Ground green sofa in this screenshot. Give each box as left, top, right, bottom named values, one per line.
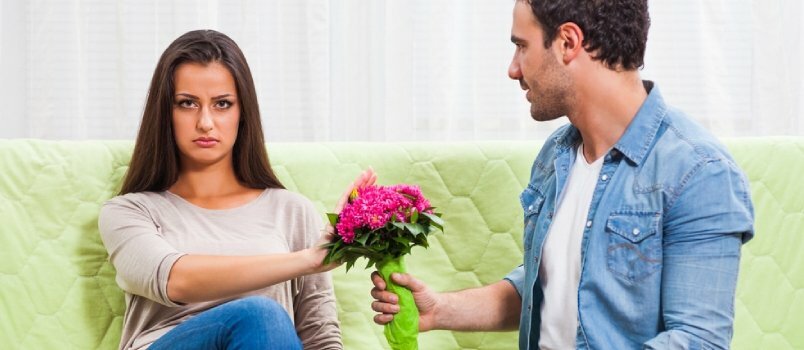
left=1, top=138, right=802, bottom=349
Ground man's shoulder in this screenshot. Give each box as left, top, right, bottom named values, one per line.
left=645, top=106, right=744, bottom=187
left=657, top=107, right=736, bottom=162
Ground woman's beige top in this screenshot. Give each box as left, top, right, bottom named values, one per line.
left=99, top=189, right=341, bottom=349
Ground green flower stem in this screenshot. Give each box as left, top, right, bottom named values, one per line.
left=377, top=256, right=419, bottom=350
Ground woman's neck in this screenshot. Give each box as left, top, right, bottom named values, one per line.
left=168, top=161, right=261, bottom=209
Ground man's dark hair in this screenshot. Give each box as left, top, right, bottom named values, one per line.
left=525, top=0, right=650, bottom=70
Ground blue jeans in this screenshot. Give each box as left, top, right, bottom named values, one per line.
left=149, top=296, right=302, bottom=350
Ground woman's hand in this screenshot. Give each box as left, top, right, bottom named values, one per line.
left=335, top=167, right=377, bottom=213
left=307, top=168, right=377, bottom=273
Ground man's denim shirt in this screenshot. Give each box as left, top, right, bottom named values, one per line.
left=505, top=81, right=754, bottom=350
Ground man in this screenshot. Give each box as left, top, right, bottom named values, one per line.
left=369, top=1, right=755, bottom=349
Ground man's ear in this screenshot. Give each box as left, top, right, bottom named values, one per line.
left=555, top=22, right=584, bottom=64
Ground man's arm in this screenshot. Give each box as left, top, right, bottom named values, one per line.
left=644, top=233, right=744, bottom=349
left=645, top=159, right=754, bottom=349
left=370, top=272, right=521, bottom=332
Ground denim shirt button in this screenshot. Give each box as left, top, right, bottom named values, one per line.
left=528, top=204, right=534, bottom=211
left=601, top=174, right=609, bottom=181
left=632, top=228, right=640, bottom=235
left=586, top=220, right=592, bottom=228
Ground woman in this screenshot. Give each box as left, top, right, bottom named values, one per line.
left=99, top=30, right=374, bottom=350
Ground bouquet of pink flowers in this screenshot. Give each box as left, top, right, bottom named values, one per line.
left=323, top=184, right=443, bottom=350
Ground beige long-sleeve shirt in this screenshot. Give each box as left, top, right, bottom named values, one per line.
left=98, top=189, right=341, bottom=350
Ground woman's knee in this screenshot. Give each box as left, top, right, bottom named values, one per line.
left=229, top=296, right=290, bottom=324
left=219, top=296, right=301, bottom=349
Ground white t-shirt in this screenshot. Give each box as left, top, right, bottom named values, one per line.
left=538, top=144, right=604, bottom=349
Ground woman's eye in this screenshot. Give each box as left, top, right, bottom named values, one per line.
left=215, top=100, right=232, bottom=109
left=177, top=100, right=196, bottom=108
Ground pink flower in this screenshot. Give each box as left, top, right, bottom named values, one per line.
left=335, top=184, right=433, bottom=244
left=391, top=184, right=432, bottom=215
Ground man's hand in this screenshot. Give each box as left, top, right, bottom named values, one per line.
left=370, top=271, right=440, bottom=332
left=371, top=273, right=522, bottom=332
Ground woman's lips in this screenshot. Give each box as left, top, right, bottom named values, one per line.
left=193, top=139, right=218, bottom=148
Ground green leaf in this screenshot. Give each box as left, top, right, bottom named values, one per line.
left=355, top=233, right=370, bottom=246
left=365, top=259, right=377, bottom=270
left=411, top=208, right=419, bottom=223
left=398, top=222, right=424, bottom=236
left=320, top=242, right=337, bottom=249
left=327, top=213, right=339, bottom=226
left=421, top=212, right=444, bottom=227
left=400, top=193, right=416, bottom=201
left=392, top=236, right=411, bottom=245
left=332, top=248, right=345, bottom=261
left=366, top=234, right=379, bottom=246
left=323, top=242, right=339, bottom=264
left=374, top=241, right=390, bottom=252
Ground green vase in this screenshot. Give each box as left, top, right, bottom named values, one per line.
left=377, top=256, right=419, bottom=350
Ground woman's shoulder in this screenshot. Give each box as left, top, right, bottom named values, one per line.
left=103, top=191, right=167, bottom=209
left=262, top=188, right=319, bottom=214
left=100, top=191, right=175, bottom=223
left=98, top=192, right=172, bottom=236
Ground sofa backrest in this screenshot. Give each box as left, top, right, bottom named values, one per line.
left=0, top=139, right=801, bottom=349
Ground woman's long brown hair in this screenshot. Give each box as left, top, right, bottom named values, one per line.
left=119, top=30, right=284, bottom=195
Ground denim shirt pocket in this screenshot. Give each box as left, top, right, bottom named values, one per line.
left=520, top=187, right=545, bottom=252
left=605, top=211, right=662, bottom=282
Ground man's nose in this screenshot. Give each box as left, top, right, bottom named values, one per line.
left=508, top=59, right=522, bottom=80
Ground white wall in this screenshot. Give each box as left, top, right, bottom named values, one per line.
left=0, top=0, right=800, bottom=141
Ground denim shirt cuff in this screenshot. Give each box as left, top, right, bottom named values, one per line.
left=503, top=264, right=525, bottom=297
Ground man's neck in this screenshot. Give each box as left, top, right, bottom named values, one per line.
left=567, top=69, right=648, bottom=163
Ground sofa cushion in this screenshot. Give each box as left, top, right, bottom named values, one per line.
left=0, top=139, right=801, bottom=349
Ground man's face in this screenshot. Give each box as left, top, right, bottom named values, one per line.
left=508, top=1, right=571, bottom=122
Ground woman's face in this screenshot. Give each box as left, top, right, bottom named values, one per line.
left=172, top=61, right=240, bottom=171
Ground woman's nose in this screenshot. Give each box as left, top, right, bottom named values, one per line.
left=197, top=109, right=214, bottom=132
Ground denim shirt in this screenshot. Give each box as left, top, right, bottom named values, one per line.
left=505, top=81, right=754, bottom=350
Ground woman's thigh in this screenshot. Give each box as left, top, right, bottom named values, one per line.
left=149, top=296, right=301, bottom=350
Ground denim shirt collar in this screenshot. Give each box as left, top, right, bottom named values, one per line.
left=549, top=80, right=667, bottom=166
